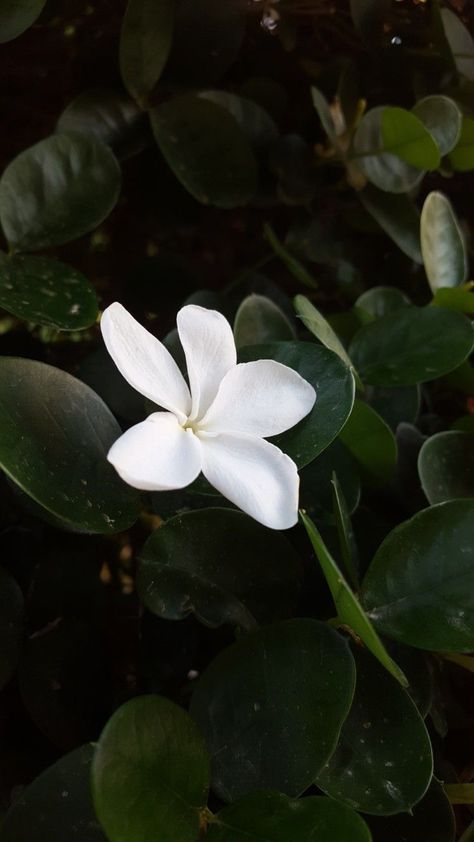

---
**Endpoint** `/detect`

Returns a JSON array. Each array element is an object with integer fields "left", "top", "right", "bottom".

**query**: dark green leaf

[
  {"left": 0, "top": 0, "right": 46, "bottom": 43},
  {"left": 354, "top": 286, "right": 411, "bottom": 324},
  {"left": 299, "top": 439, "right": 361, "bottom": 519},
  {"left": 198, "top": 91, "right": 278, "bottom": 149},
  {"left": 450, "top": 117, "right": 474, "bottom": 171},
  {"left": 294, "top": 294, "right": 356, "bottom": 373},
  {"left": 352, "top": 107, "right": 424, "bottom": 193},
  {"left": 263, "top": 224, "right": 318, "bottom": 290},
  {"left": 418, "top": 431, "right": 474, "bottom": 504},
  {"left": 369, "top": 779, "right": 455, "bottom": 842},
  {"left": 0, "top": 566, "right": 23, "bottom": 691},
  {"left": 339, "top": 399, "right": 397, "bottom": 485},
  {"left": 359, "top": 186, "right": 422, "bottom": 263},
  {"left": 441, "top": 8, "right": 474, "bottom": 81},
  {"left": 239, "top": 342, "right": 355, "bottom": 468},
  {"left": 331, "top": 473, "right": 359, "bottom": 589},
  {"left": 234, "top": 294, "right": 295, "bottom": 348},
  {"left": 150, "top": 94, "right": 257, "bottom": 208},
  {"left": 316, "top": 647, "right": 433, "bottom": 815},
  {"left": 361, "top": 499, "right": 474, "bottom": 652},
  {"left": 0, "top": 134, "right": 121, "bottom": 252},
  {"left": 365, "top": 384, "right": 420, "bottom": 432},
  {"left": 349, "top": 306, "right": 474, "bottom": 386},
  {"left": 92, "top": 695, "right": 210, "bottom": 842},
  {"left": 0, "top": 358, "right": 140, "bottom": 533},
  {"left": 138, "top": 508, "right": 301, "bottom": 630},
  {"left": 0, "top": 253, "right": 98, "bottom": 330},
  {"left": 119, "top": 0, "right": 174, "bottom": 105},
  {"left": 420, "top": 191, "right": 467, "bottom": 292},
  {"left": 190, "top": 619, "right": 356, "bottom": 801},
  {"left": 412, "top": 95, "right": 462, "bottom": 156}
]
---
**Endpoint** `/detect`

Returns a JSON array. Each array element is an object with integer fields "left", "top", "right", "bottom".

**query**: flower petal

[
  {"left": 108, "top": 412, "right": 202, "bottom": 491},
  {"left": 101, "top": 303, "right": 191, "bottom": 423},
  {"left": 200, "top": 432, "right": 299, "bottom": 529},
  {"left": 177, "top": 304, "right": 236, "bottom": 421},
  {"left": 201, "top": 360, "right": 316, "bottom": 437}
]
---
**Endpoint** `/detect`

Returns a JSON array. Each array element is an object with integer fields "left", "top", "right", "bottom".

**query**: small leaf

[
  {"left": 0, "top": 566, "right": 23, "bottom": 691},
  {"left": 361, "top": 499, "right": 474, "bottom": 652},
  {"left": 420, "top": 191, "right": 467, "bottom": 292},
  {"left": 368, "top": 779, "right": 455, "bottom": 842},
  {"left": 381, "top": 107, "right": 440, "bottom": 170},
  {"left": 0, "top": 134, "right": 121, "bottom": 252},
  {"left": 352, "top": 107, "right": 424, "bottom": 193},
  {"left": 150, "top": 94, "right": 257, "bottom": 208},
  {"left": 339, "top": 399, "right": 397, "bottom": 485},
  {"left": 0, "top": 0, "right": 46, "bottom": 43},
  {"left": 331, "top": 473, "right": 359, "bottom": 589},
  {"left": 418, "top": 431, "right": 474, "bottom": 504},
  {"left": 412, "top": 95, "right": 462, "bottom": 156},
  {"left": 359, "top": 186, "right": 422, "bottom": 263},
  {"left": 301, "top": 512, "right": 407, "bottom": 686},
  {"left": 349, "top": 306, "right": 474, "bottom": 386},
  {"left": 0, "top": 253, "right": 98, "bottom": 330},
  {"left": 441, "top": 8, "right": 474, "bottom": 81},
  {"left": 119, "top": 0, "right": 174, "bottom": 105},
  {"left": 198, "top": 91, "right": 278, "bottom": 149},
  {"left": 92, "top": 695, "right": 210, "bottom": 842},
  {"left": 354, "top": 286, "right": 411, "bottom": 323},
  {"left": 0, "top": 358, "right": 140, "bottom": 533},
  {"left": 294, "top": 294, "right": 356, "bottom": 374},
  {"left": 450, "top": 117, "right": 474, "bottom": 171},
  {"left": 190, "top": 619, "right": 356, "bottom": 801},
  {"left": 234, "top": 294, "right": 295, "bottom": 349}
]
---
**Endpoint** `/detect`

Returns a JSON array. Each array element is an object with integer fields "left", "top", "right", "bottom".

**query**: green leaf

[
  {"left": 361, "top": 499, "right": 474, "bottom": 652},
  {"left": 294, "top": 294, "right": 357, "bottom": 376},
  {"left": 92, "top": 695, "right": 210, "bottom": 842},
  {"left": 0, "top": 358, "right": 140, "bottom": 533},
  {"left": 198, "top": 91, "right": 278, "bottom": 149},
  {"left": 190, "top": 619, "right": 356, "bottom": 801},
  {"left": 368, "top": 779, "right": 455, "bottom": 842},
  {"left": 301, "top": 512, "right": 407, "bottom": 686},
  {"left": 349, "top": 306, "right": 474, "bottom": 386},
  {"left": 359, "top": 186, "right": 422, "bottom": 263},
  {"left": 299, "top": 439, "right": 361, "bottom": 520},
  {"left": 0, "top": 134, "right": 121, "bottom": 252},
  {"left": 150, "top": 94, "right": 257, "bottom": 208},
  {"left": 0, "top": 0, "right": 46, "bottom": 43},
  {"left": 331, "top": 473, "right": 359, "bottom": 589},
  {"left": 418, "top": 431, "right": 474, "bottom": 504},
  {"left": 420, "top": 192, "right": 467, "bottom": 293},
  {"left": 354, "top": 286, "right": 411, "bottom": 323},
  {"left": 0, "top": 566, "right": 23, "bottom": 691},
  {"left": 316, "top": 647, "right": 433, "bottom": 815},
  {"left": 234, "top": 294, "right": 295, "bottom": 349},
  {"left": 138, "top": 508, "right": 301, "bottom": 630},
  {"left": 119, "top": 0, "right": 174, "bottom": 105},
  {"left": 263, "top": 224, "right": 318, "bottom": 290},
  {"left": 0, "top": 253, "right": 98, "bottom": 330},
  {"left": 432, "top": 286, "right": 474, "bottom": 315},
  {"left": 207, "top": 792, "right": 372, "bottom": 842},
  {"left": 412, "top": 95, "right": 462, "bottom": 156},
  {"left": 350, "top": 0, "right": 390, "bottom": 42},
  {"left": 365, "top": 384, "right": 420, "bottom": 432},
  {"left": 352, "top": 107, "right": 424, "bottom": 193},
  {"left": 441, "top": 8, "right": 474, "bottom": 81},
  {"left": 381, "top": 107, "right": 441, "bottom": 170},
  {"left": 0, "top": 745, "right": 105, "bottom": 841},
  {"left": 239, "top": 342, "right": 355, "bottom": 468},
  {"left": 450, "top": 117, "right": 474, "bottom": 171},
  {"left": 339, "top": 399, "right": 397, "bottom": 485}
]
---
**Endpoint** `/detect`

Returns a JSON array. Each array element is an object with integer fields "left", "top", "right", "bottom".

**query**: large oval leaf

[
  {"left": 0, "top": 0, "right": 46, "bottom": 43},
  {"left": 418, "top": 431, "right": 474, "bottom": 505},
  {"left": 420, "top": 192, "right": 467, "bottom": 293},
  {"left": 0, "top": 566, "right": 23, "bottom": 691},
  {"left": 352, "top": 107, "right": 424, "bottom": 193},
  {"left": 119, "top": 0, "right": 174, "bottom": 105},
  {"left": 349, "top": 306, "right": 474, "bottom": 386},
  {"left": 138, "top": 508, "right": 301, "bottom": 630},
  {"left": 0, "top": 134, "right": 121, "bottom": 252},
  {"left": 413, "top": 95, "right": 462, "bottom": 156},
  {"left": 361, "top": 499, "right": 474, "bottom": 652},
  {"left": 0, "top": 253, "right": 98, "bottom": 330},
  {"left": 207, "top": 793, "right": 371, "bottom": 842},
  {"left": 0, "top": 358, "right": 140, "bottom": 533},
  {"left": 316, "top": 647, "right": 433, "bottom": 815},
  {"left": 239, "top": 342, "right": 355, "bottom": 468},
  {"left": 190, "top": 619, "right": 356, "bottom": 801},
  {"left": 198, "top": 91, "right": 278, "bottom": 149},
  {"left": 0, "top": 745, "right": 105, "bottom": 841},
  {"left": 92, "top": 695, "right": 210, "bottom": 842},
  {"left": 150, "top": 94, "right": 257, "bottom": 208}
]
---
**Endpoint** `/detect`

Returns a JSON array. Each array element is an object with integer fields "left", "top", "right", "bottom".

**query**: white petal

[
  {"left": 108, "top": 412, "right": 202, "bottom": 491},
  {"left": 177, "top": 304, "right": 236, "bottom": 421},
  {"left": 200, "top": 432, "right": 299, "bottom": 529},
  {"left": 101, "top": 303, "right": 191, "bottom": 424},
  {"left": 201, "top": 360, "right": 316, "bottom": 437}
]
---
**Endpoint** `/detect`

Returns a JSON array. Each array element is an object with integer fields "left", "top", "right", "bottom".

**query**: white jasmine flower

[{"left": 101, "top": 303, "right": 316, "bottom": 529}]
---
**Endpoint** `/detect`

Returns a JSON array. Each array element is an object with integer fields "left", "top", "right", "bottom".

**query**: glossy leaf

[
  {"left": 360, "top": 186, "right": 422, "bottom": 263},
  {"left": 0, "top": 253, "right": 98, "bottom": 329},
  {"left": 349, "top": 306, "right": 474, "bottom": 386},
  {"left": 119, "top": 0, "right": 174, "bottom": 105},
  {"left": 450, "top": 117, "right": 474, "bottom": 171},
  {"left": 339, "top": 399, "right": 397, "bottom": 485},
  {"left": 234, "top": 294, "right": 295, "bottom": 348},
  {"left": 190, "top": 619, "right": 356, "bottom": 801},
  {"left": 299, "top": 439, "right": 361, "bottom": 519},
  {"left": 150, "top": 94, "right": 257, "bottom": 208},
  {"left": 441, "top": 8, "right": 474, "bottom": 81},
  {"left": 138, "top": 508, "right": 301, "bottom": 629},
  {"left": 412, "top": 95, "right": 462, "bottom": 156},
  {"left": 0, "top": 745, "right": 105, "bottom": 841},
  {"left": 354, "top": 286, "right": 411, "bottom": 323},
  {"left": 381, "top": 107, "right": 440, "bottom": 170},
  {"left": 301, "top": 513, "right": 407, "bottom": 686},
  {"left": 207, "top": 792, "right": 372, "bottom": 842},
  {"left": 239, "top": 341, "right": 355, "bottom": 468},
  {"left": 365, "top": 384, "right": 420, "bottom": 432},
  {"left": 0, "top": 566, "right": 23, "bottom": 691},
  {"left": 198, "top": 91, "right": 278, "bottom": 149},
  {"left": 0, "top": 358, "right": 140, "bottom": 533},
  {"left": 420, "top": 192, "right": 467, "bottom": 292},
  {"left": 361, "top": 499, "right": 474, "bottom": 652},
  {"left": 418, "top": 431, "right": 474, "bottom": 504},
  {"left": 294, "top": 294, "right": 356, "bottom": 373},
  {"left": 0, "top": 134, "right": 121, "bottom": 252},
  {"left": 0, "top": 0, "right": 46, "bottom": 43},
  {"left": 352, "top": 107, "right": 424, "bottom": 193},
  {"left": 316, "top": 647, "right": 433, "bottom": 815},
  {"left": 92, "top": 695, "right": 210, "bottom": 842}
]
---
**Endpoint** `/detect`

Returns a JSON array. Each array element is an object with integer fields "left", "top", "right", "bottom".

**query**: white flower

[{"left": 101, "top": 303, "right": 316, "bottom": 529}]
